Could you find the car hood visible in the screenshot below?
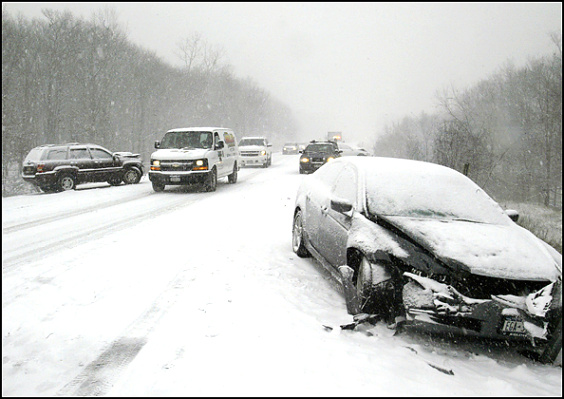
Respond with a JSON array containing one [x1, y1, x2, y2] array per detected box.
[[383, 216, 561, 281], [151, 148, 209, 160]]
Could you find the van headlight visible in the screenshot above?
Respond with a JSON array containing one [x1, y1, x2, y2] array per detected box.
[[151, 160, 161, 171], [192, 159, 208, 171]]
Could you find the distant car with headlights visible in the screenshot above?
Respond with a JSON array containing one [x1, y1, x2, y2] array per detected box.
[[22, 143, 143, 192], [299, 140, 341, 174], [292, 156, 562, 364], [338, 143, 371, 157], [283, 142, 299, 155], [238, 136, 272, 168], [149, 127, 239, 192]]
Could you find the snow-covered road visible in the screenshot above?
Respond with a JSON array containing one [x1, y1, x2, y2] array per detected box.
[[2, 153, 562, 396]]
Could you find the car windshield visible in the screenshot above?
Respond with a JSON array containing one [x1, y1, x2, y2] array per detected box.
[[365, 160, 510, 224], [304, 144, 335, 153], [239, 139, 265, 146], [284, 143, 297, 147], [160, 131, 213, 149]]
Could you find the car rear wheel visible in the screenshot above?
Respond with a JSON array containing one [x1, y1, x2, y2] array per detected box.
[[292, 209, 311, 257], [123, 167, 141, 184], [539, 314, 562, 365], [57, 173, 76, 191]]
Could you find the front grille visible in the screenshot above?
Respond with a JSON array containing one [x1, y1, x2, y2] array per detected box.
[[160, 160, 194, 172], [241, 151, 260, 157]]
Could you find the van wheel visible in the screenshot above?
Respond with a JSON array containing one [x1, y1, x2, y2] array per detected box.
[[204, 168, 217, 192], [57, 173, 76, 191], [228, 164, 238, 184]]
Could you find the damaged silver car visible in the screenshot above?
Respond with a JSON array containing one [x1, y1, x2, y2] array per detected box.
[[292, 156, 561, 364]]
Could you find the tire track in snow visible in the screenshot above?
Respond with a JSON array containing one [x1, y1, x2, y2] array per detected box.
[[2, 192, 151, 234], [56, 270, 192, 396]]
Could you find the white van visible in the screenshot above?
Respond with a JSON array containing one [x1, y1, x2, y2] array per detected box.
[[149, 127, 240, 192]]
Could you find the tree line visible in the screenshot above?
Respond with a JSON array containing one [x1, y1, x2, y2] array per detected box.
[[2, 8, 298, 196], [372, 34, 562, 208]]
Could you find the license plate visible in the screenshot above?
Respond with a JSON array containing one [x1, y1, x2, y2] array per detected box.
[[170, 176, 181, 182], [501, 318, 527, 335]]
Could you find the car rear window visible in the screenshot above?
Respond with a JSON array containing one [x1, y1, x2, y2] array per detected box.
[[24, 148, 45, 162], [305, 144, 335, 153]]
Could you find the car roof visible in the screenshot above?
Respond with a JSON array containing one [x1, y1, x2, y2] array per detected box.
[[240, 136, 267, 139], [331, 156, 459, 177]]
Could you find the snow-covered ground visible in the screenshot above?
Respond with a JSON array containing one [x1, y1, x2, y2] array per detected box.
[[2, 153, 562, 396]]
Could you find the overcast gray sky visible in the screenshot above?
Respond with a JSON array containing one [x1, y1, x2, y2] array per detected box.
[[3, 2, 562, 145]]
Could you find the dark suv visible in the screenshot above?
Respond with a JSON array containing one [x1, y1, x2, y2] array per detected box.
[[299, 140, 342, 174], [22, 143, 144, 192]]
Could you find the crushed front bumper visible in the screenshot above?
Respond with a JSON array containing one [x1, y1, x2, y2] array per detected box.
[[402, 272, 562, 347]]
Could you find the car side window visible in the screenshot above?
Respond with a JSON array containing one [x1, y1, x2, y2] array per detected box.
[[90, 148, 113, 160], [69, 148, 90, 159], [332, 166, 357, 206], [46, 148, 68, 160]]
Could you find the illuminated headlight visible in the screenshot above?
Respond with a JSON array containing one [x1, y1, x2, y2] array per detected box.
[[192, 159, 208, 171], [300, 157, 310, 163], [151, 160, 161, 171], [260, 150, 267, 156], [326, 157, 335, 162]]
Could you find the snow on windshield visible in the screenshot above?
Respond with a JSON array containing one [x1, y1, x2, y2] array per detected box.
[[363, 158, 510, 224]]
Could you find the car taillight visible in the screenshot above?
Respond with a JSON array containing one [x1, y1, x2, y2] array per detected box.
[[37, 164, 45, 173]]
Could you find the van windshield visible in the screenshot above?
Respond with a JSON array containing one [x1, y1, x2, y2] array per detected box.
[[160, 131, 213, 149]]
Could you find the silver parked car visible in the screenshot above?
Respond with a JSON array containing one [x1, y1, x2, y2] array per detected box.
[[292, 156, 562, 364]]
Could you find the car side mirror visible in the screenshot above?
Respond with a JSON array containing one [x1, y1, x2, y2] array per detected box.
[[299, 150, 303, 153], [154, 140, 160, 149], [268, 143, 272, 147], [215, 141, 224, 150], [505, 209, 519, 222], [331, 197, 353, 216]]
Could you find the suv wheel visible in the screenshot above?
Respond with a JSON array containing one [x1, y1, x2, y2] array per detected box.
[[123, 167, 141, 184], [57, 173, 76, 191]]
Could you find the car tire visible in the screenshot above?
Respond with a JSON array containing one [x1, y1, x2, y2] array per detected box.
[[355, 255, 396, 319], [123, 167, 141, 184], [204, 168, 217, 192], [228, 164, 238, 184], [108, 175, 122, 186], [292, 209, 311, 257], [152, 181, 165, 192], [57, 173, 76, 191]]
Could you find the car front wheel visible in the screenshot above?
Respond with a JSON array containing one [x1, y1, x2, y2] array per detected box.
[[292, 209, 310, 257], [355, 255, 397, 320]]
